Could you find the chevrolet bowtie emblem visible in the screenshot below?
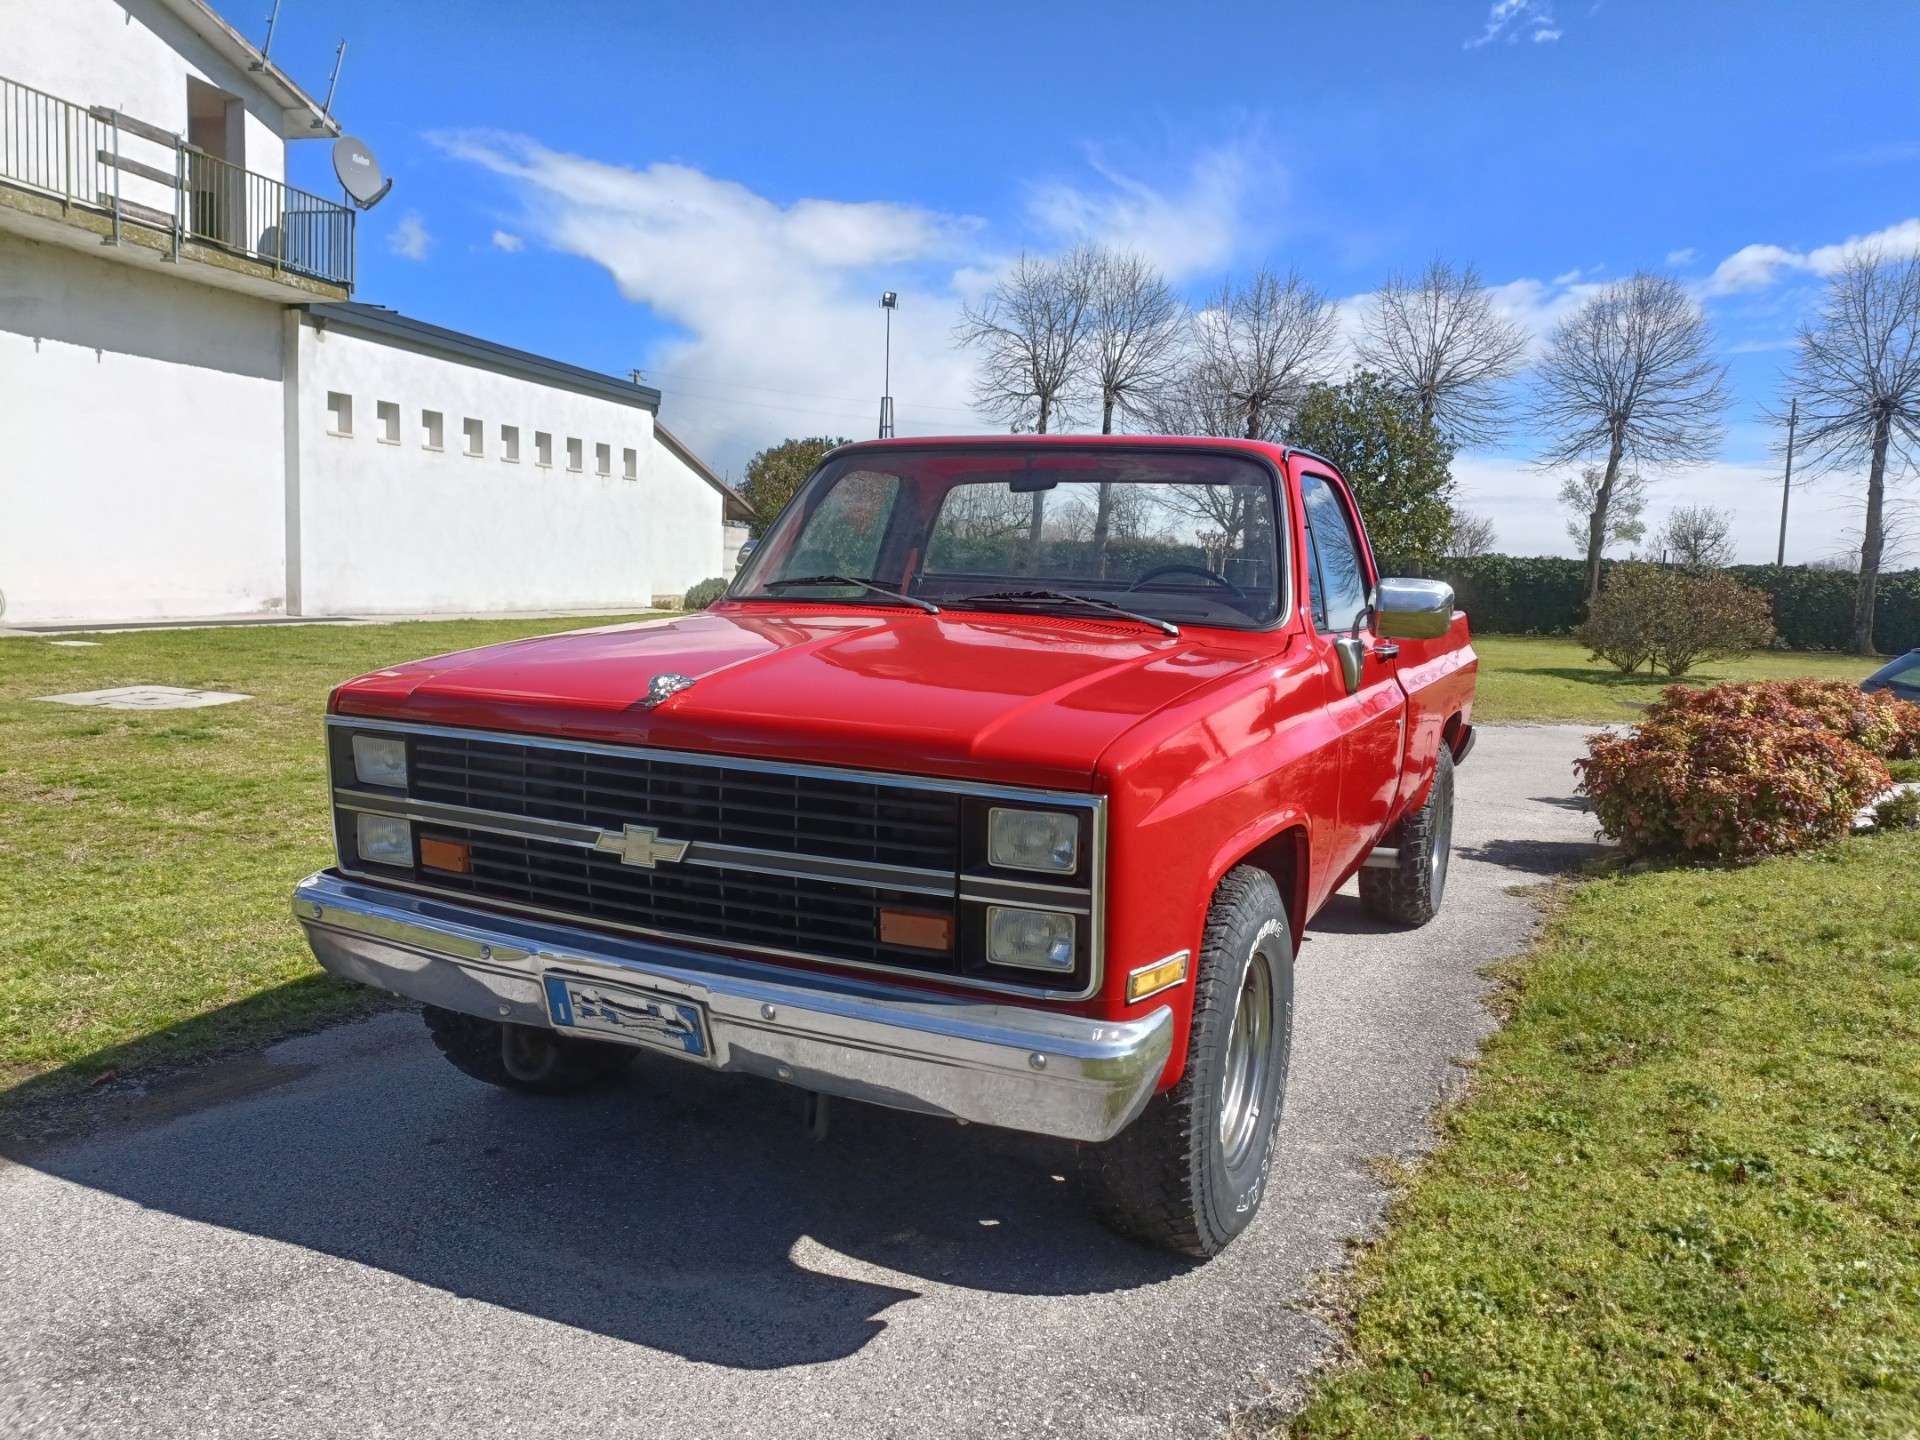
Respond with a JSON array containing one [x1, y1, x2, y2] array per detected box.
[[594, 823, 691, 868]]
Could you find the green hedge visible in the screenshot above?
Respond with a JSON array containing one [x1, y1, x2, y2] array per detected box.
[[1422, 556, 1920, 653]]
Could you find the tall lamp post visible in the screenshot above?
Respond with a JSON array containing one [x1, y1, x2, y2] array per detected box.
[[877, 290, 898, 439]]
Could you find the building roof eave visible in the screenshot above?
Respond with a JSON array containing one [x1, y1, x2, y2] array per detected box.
[[153, 0, 343, 137], [304, 304, 664, 412]]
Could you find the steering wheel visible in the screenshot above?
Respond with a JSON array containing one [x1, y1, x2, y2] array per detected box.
[[1126, 564, 1247, 598]]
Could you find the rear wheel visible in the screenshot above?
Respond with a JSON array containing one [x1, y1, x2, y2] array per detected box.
[[1359, 746, 1455, 927], [1082, 866, 1295, 1258], [422, 1005, 631, 1095]]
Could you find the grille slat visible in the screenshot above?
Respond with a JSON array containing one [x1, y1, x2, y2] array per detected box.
[[402, 733, 963, 975]]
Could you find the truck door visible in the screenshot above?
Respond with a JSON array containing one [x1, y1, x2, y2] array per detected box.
[[1298, 471, 1406, 884]]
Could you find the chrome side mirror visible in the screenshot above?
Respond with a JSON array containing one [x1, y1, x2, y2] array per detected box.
[[1374, 579, 1455, 640], [734, 538, 758, 572]]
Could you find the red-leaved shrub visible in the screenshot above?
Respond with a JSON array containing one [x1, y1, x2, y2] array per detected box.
[[1577, 680, 1903, 861]]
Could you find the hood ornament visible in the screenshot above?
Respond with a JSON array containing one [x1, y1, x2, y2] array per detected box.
[[644, 673, 695, 708]]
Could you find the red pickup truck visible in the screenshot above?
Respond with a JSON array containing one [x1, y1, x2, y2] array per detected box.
[[295, 435, 1476, 1257]]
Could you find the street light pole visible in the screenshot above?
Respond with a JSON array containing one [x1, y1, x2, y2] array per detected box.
[[878, 290, 897, 439], [1777, 397, 1798, 567]]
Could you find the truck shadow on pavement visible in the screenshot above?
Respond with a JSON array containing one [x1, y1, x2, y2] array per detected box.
[[1, 1014, 1191, 1369]]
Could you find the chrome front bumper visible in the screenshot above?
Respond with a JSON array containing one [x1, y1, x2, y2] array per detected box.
[[291, 871, 1172, 1143]]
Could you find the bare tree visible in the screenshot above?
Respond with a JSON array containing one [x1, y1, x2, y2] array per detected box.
[[1357, 259, 1531, 446], [1781, 250, 1920, 653], [1188, 268, 1339, 441], [1447, 509, 1499, 557], [1560, 464, 1649, 556], [955, 247, 1097, 435], [1080, 247, 1184, 570], [1656, 504, 1736, 568], [956, 247, 1098, 558], [1532, 272, 1730, 605]]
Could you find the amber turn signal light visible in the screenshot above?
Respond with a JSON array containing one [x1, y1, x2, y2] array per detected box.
[[1126, 952, 1190, 1003], [419, 836, 472, 874], [878, 908, 954, 951]]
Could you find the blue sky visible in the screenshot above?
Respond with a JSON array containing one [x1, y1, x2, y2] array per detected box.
[[258, 0, 1920, 561]]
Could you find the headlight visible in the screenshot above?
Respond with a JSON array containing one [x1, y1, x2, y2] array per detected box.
[[985, 905, 1075, 972], [351, 734, 408, 788], [987, 807, 1078, 874], [355, 813, 413, 867]]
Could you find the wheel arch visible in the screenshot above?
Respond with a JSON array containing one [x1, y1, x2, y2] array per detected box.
[[1206, 817, 1311, 952]]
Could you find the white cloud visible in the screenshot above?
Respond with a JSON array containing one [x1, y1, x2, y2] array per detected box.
[[1665, 246, 1697, 266], [387, 211, 432, 261], [1465, 0, 1562, 49], [431, 130, 992, 470], [1705, 216, 1920, 294], [491, 229, 524, 253], [1024, 141, 1276, 283]]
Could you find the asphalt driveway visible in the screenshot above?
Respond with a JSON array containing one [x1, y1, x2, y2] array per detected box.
[[0, 725, 1605, 1439]]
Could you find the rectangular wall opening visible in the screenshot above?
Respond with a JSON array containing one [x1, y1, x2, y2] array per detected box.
[[623, 447, 638, 481], [422, 409, 444, 450], [595, 442, 612, 477], [535, 431, 553, 468], [463, 418, 484, 458], [501, 425, 520, 463], [326, 392, 352, 436], [376, 401, 400, 445], [567, 437, 584, 473]]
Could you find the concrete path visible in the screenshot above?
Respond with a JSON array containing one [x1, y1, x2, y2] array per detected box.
[[0, 725, 1606, 1440]]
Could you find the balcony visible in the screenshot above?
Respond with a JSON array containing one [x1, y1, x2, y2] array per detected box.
[[0, 72, 354, 298]]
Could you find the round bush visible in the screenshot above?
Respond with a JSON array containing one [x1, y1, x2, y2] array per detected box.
[[682, 576, 729, 611], [1578, 712, 1889, 861]]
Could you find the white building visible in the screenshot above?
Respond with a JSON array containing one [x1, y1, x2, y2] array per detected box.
[[0, 0, 746, 627]]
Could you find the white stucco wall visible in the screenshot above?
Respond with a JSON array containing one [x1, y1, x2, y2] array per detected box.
[[5, 0, 291, 205], [294, 318, 722, 615], [0, 232, 287, 624], [647, 442, 731, 598]]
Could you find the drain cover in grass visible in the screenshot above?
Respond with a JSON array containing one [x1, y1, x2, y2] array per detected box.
[[38, 685, 250, 710]]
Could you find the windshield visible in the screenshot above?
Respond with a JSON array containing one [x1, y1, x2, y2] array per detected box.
[[1870, 651, 1920, 686], [732, 447, 1285, 628]]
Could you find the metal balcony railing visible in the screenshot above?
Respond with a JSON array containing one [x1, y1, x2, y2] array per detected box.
[[0, 71, 354, 289]]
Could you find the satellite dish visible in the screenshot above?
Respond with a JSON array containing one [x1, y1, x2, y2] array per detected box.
[[332, 136, 392, 209]]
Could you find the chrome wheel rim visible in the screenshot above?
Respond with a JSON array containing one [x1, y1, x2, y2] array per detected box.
[[1219, 949, 1274, 1169]]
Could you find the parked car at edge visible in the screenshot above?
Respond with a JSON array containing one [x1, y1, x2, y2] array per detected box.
[[1862, 648, 1920, 703], [294, 436, 1478, 1257]]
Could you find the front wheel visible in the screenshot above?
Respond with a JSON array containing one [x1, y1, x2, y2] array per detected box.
[[1082, 866, 1295, 1258]]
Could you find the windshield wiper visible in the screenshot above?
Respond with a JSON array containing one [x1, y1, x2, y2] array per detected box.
[[762, 574, 940, 614], [956, 589, 1179, 637]]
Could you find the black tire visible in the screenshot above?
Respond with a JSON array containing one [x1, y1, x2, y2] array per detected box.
[[1082, 866, 1295, 1258], [422, 1005, 631, 1096], [1358, 746, 1455, 927]]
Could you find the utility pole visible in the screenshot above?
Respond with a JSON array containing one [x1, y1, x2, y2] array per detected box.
[[1776, 397, 1798, 567]]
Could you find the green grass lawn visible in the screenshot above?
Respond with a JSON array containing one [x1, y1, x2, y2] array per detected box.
[[0, 615, 660, 1114], [1288, 830, 1920, 1439], [1470, 635, 1880, 724]]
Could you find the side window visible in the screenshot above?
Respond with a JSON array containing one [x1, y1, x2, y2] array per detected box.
[[1300, 475, 1368, 633]]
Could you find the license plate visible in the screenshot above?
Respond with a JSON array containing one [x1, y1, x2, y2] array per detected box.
[[542, 973, 712, 1061]]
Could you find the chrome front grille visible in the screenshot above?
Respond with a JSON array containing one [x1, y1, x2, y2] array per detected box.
[[408, 732, 959, 871]]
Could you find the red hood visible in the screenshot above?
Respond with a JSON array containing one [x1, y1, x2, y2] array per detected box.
[[331, 603, 1265, 789]]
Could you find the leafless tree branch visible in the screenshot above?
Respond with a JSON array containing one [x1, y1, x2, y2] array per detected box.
[[1357, 259, 1530, 447]]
